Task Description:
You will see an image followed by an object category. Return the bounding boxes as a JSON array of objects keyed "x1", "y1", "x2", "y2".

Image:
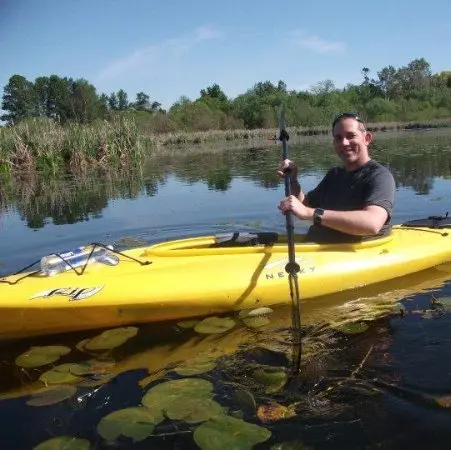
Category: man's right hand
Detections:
[{"x1": 276, "y1": 159, "x2": 298, "y2": 179}]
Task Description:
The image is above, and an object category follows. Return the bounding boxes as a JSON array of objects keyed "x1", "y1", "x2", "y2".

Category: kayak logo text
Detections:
[{"x1": 29, "y1": 285, "x2": 104, "y2": 301}]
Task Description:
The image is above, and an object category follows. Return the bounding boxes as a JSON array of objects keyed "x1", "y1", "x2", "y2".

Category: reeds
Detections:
[
  {"x1": 0, "y1": 116, "x2": 144, "y2": 175},
  {"x1": 1, "y1": 117, "x2": 451, "y2": 176}
]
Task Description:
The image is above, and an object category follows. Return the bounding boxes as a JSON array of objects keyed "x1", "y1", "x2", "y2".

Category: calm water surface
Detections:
[{"x1": 1, "y1": 130, "x2": 451, "y2": 449}]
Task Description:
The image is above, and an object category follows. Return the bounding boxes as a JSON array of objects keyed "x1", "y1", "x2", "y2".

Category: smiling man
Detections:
[{"x1": 277, "y1": 113, "x2": 396, "y2": 243}]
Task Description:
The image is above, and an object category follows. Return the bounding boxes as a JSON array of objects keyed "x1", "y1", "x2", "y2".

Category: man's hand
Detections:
[
  {"x1": 279, "y1": 195, "x2": 314, "y2": 220},
  {"x1": 276, "y1": 159, "x2": 298, "y2": 179}
]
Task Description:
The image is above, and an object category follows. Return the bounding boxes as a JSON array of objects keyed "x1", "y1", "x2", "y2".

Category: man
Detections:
[{"x1": 278, "y1": 113, "x2": 396, "y2": 243}]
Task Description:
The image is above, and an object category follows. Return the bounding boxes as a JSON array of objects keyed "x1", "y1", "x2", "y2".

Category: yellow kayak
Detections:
[{"x1": 1, "y1": 217, "x2": 451, "y2": 340}]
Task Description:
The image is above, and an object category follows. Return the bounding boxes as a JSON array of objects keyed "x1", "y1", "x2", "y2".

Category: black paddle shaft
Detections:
[{"x1": 279, "y1": 121, "x2": 300, "y2": 275}]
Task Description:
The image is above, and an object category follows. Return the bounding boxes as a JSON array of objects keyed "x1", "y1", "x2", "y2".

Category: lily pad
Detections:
[
  {"x1": 84, "y1": 327, "x2": 138, "y2": 350},
  {"x1": 69, "y1": 359, "x2": 115, "y2": 376},
  {"x1": 194, "y1": 317, "x2": 236, "y2": 334},
  {"x1": 331, "y1": 321, "x2": 369, "y2": 335},
  {"x1": 231, "y1": 389, "x2": 256, "y2": 414},
  {"x1": 27, "y1": 385, "x2": 77, "y2": 407},
  {"x1": 238, "y1": 307, "x2": 274, "y2": 318},
  {"x1": 39, "y1": 364, "x2": 83, "y2": 385},
  {"x1": 257, "y1": 403, "x2": 296, "y2": 423},
  {"x1": 242, "y1": 316, "x2": 271, "y2": 328},
  {"x1": 176, "y1": 320, "x2": 200, "y2": 329},
  {"x1": 165, "y1": 397, "x2": 224, "y2": 423},
  {"x1": 97, "y1": 406, "x2": 163, "y2": 442},
  {"x1": 434, "y1": 296, "x2": 451, "y2": 311},
  {"x1": 174, "y1": 356, "x2": 217, "y2": 376},
  {"x1": 193, "y1": 415, "x2": 271, "y2": 450},
  {"x1": 33, "y1": 436, "x2": 90, "y2": 449},
  {"x1": 252, "y1": 367, "x2": 287, "y2": 393},
  {"x1": 16, "y1": 346, "x2": 71, "y2": 368},
  {"x1": 142, "y1": 378, "x2": 214, "y2": 414}
]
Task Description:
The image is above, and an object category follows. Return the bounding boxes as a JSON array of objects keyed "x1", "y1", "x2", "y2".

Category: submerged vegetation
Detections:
[{"x1": 1, "y1": 57, "x2": 451, "y2": 174}]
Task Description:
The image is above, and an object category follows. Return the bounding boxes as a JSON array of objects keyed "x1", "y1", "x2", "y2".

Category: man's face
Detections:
[{"x1": 332, "y1": 117, "x2": 372, "y2": 170}]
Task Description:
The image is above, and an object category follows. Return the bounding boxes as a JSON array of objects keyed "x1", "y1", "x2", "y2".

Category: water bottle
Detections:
[{"x1": 40, "y1": 245, "x2": 119, "y2": 276}]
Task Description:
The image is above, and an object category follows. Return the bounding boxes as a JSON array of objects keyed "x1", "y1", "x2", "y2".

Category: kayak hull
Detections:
[{"x1": 1, "y1": 224, "x2": 451, "y2": 340}]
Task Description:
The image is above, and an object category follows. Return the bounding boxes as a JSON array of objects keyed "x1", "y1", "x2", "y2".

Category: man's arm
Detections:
[{"x1": 313, "y1": 205, "x2": 389, "y2": 236}]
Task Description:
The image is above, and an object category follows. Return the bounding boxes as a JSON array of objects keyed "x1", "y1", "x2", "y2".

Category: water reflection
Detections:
[{"x1": 1, "y1": 130, "x2": 451, "y2": 230}]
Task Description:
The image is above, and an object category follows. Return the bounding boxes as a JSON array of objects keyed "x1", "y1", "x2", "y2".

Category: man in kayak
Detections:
[{"x1": 277, "y1": 112, "x2": 396, "y2": 243}]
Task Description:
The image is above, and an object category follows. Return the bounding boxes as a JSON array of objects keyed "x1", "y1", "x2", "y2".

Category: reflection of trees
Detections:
[
  {"x1": 206, "y1": 168, "x2": 232, "y2": 191},
  {"x1": 6, "y1": 167, "x2": 147, "y2": 229},
  {"x1": 4, "y1": 132, "x2": 451, "y2": 229}
]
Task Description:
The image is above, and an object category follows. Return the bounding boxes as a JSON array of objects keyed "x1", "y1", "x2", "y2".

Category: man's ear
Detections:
[{"x1": 364, "y1": 131, "x2": 373, "y2": 145}]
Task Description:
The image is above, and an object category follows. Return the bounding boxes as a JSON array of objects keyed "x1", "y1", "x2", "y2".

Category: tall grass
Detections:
[
  {"x1": 0, "y1": 116, "x2": 144, "y2": 174},
  {"x1": 1, "y1": 116, "x2": 451, "y2": 176}
]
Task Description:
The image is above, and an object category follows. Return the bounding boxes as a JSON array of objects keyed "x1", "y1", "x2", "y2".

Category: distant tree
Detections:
[
  {"x1": 277, "y1": 80, "x2": 287, "y2": 92},
  {"x1": 151, "y1": 101, "x2": 162, "y2": 111},
  {"x1": 108, "y1": 92, "x2": 118, "y2": 110},
  {"x1": 376, "y1": 65, "x2": 398, "y2": 99},
  {"x1": 69, "y1": 79, "x2": 99, "y2": 123},
  {"x1": 134, "y1": 92, "x2": 151, "y2": 110},
  {"x1": 117, "y1": 89, "x2": 128, "y2": 110},
  {"x1": 98, "y1": 93, "x2": 109, "y2": 117},
  {"x1": 1, "y1": 74, "x2": 37, "y2": 124},
  {"x1": 361, "y1": 67, "x2": 370, "y2": 86}
]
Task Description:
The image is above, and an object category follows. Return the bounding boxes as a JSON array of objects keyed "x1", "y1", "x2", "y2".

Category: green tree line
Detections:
[{"x1": 2, "y1": 58, "x2": 451, "y2": 132}]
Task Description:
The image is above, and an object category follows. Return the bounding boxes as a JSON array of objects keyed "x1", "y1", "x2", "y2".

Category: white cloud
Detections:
[
  {"x1": 96, "y1": 26, "x2": 223, "y2": 81},
  {"x1": 289, "y1": 30, "x2": 346, "y2": 54}
]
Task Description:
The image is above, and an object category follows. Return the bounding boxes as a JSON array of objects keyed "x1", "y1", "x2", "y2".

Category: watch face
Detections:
[{"x1": 314, "y1": 208, "x2": 324, "y2": 224}]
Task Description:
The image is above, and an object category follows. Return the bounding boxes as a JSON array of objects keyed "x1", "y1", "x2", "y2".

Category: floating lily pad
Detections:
[
  {"x1": 39, "y1": 364, "x2": 83, "y2": 385},
  {"x1": 97, "y1": 406, "x2": 164, "y2": 443},
  {"x1": 165, "y1": 397, "x2": 224, "y2": 423},
  {"x1": 231, "y1": 389, "x2": 256, "y2": 414},
  {"x1": 69, "y1": 359, "x2": 115, "y2": 376},
  {"x1": 194, "y1": 317, "x2": 236, "y2": 334},
  {"x1": 174, "y1": 356, "x2": 217, "y2": 376},
  {"x1": 331, "y1": 322, "x2": 369, "y2": 335},
  {"x1": 16, "y1": 346, "x2": 71, "y2": 368},
  {"x1": 257, "y1": 403, "x2": 296, "y2": 423},
  {"x1": 34, "y1": 436, "x2": 90, "y2": 449},
  {"x1": 142, "y1": 378, "x2": 213, "y2": 414},
  {"x1": 435, "y1": 296, "x2": 451, "y2": 310},
  {"x1": 193, "y1": 415, "x2": 271, "y2": 450},
  {"x1": 252, "y1": 367, "x2": 287, "y2": 393},
  {"x1": 176, "y1": 320, "x2": 200, "y2": 329},
  {"x1": 84, "y1": 327, "x2": 138, "y2": 351},
  {"x1": 242, "y1": 316, "x2": 271, "y2": 328},
  {"x1": 238, "y1": 307, "x2": 273, "y2": 318},
  {"x1": 27, "y1": 385, "x2": 77, "y2": 407}
]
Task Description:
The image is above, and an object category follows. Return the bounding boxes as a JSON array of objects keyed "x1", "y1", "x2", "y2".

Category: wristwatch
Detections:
[{"x1": 313, "y1": 208, "x2": 325, "y2": 225}]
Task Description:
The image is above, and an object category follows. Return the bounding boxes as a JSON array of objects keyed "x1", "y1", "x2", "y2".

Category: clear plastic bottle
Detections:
[{"x1": 40, "y1": 245, "x2": 119, "y2": 276}]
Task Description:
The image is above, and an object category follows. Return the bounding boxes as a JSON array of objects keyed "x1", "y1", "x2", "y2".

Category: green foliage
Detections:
[{"x1": 2, "y1": 57, "x2": 451, "y2": 173}]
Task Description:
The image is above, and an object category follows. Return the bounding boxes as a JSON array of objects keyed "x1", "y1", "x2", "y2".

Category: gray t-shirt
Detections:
[{"x1": 305, "y1": 160, "x2": 396, "y2": 243}]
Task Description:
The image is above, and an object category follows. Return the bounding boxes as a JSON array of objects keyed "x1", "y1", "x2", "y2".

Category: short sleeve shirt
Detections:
[{"x1": 305, "y1": 160, "x2": 396, "y2": 243}]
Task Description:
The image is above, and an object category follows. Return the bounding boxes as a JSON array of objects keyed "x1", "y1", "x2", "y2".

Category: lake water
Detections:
[{"x1": 1, "y1": 130, "x2": 451, "y2": 449}]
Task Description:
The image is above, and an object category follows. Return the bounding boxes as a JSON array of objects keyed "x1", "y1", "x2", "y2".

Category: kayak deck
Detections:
[{"x1": 1, "y1": 222, "x2": 451, "y2": 340}]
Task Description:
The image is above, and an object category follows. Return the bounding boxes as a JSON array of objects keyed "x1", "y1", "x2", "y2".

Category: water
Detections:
[{"x1": 1, "y1": 130, "x2": 451, "y2": 448}]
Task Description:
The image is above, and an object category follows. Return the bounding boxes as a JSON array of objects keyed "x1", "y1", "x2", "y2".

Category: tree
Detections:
[
  {"x1": 108, "y1": 92, "x2": 118, "y2": 110},
  {"x1": 69, "y1": 79, "x2": 99, "y2": 123},
  {"x1": 134, "y1": 92, "x2": 151, "y2": 110},
  {"x1": 1, "y1": 75, "x2": 37, "y2": 124},
  {"x1": 376, "y1": 65, "x2": 398, "y2": 99},
  {"x1": 117, "y1": 89, "x2": 128, "y2": 110},
  {"x1": 361, "y1": 67, "x2": 370, "y2": 86}
]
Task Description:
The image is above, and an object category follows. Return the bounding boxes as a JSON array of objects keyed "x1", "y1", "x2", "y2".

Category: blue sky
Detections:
[{"x1": 2, "y1": 0, "x2": 450, "y2": 109}]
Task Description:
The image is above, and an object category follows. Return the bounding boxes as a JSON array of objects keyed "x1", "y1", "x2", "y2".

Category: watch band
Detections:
[{"x1": 313, "y1": 208, "x2": 325, "y2": 225}]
